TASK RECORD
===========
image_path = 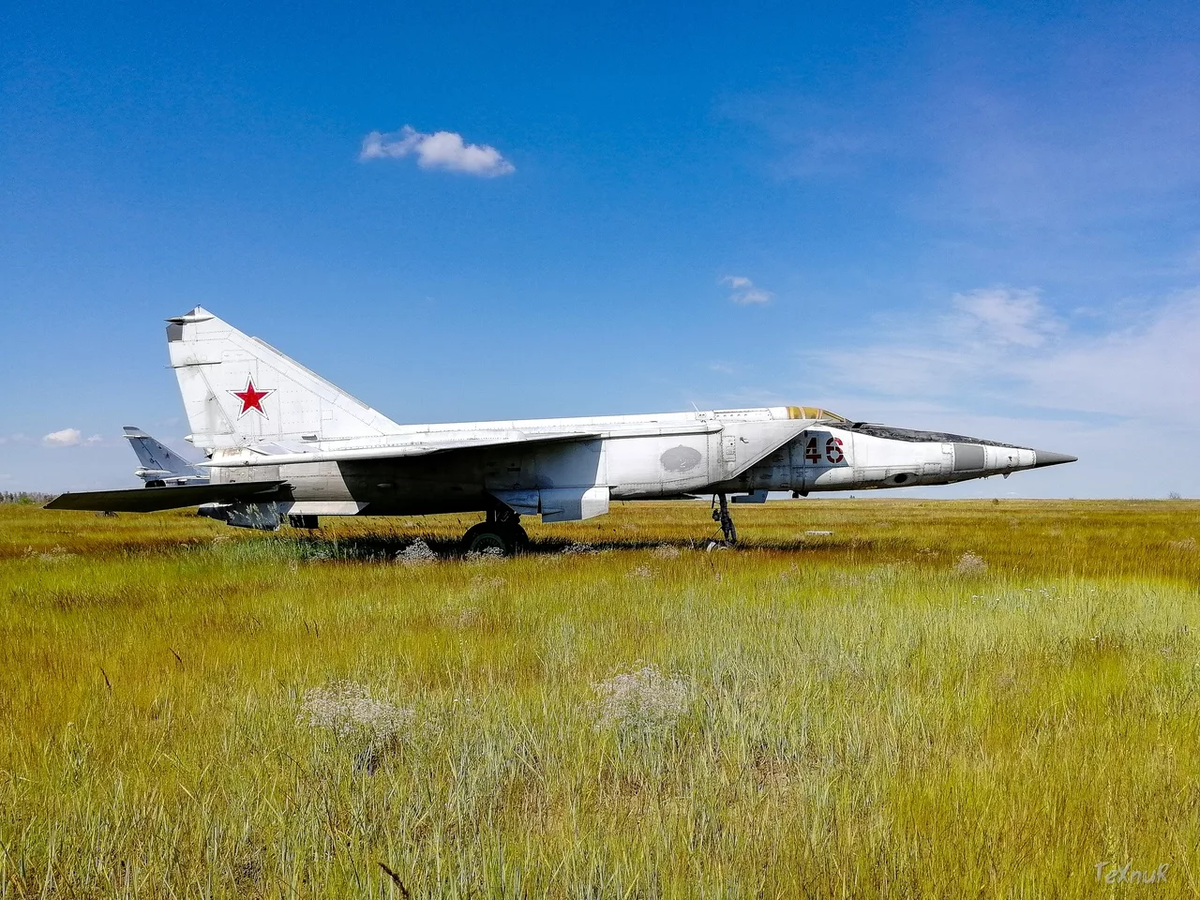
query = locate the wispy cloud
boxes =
[360,126,515,177]
[945,287,1062,348]
[43,428,82,447]
[717,93,888,181]
[919,43,1200,227]
[723,11,1200,244]
[721,275,773,305]
[803,286,1200,426]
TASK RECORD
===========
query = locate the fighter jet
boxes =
[124,426,208,487]
[47,307,1076,551]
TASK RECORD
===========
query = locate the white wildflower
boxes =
[593,665,692,731]
[954,551,988,575]
[464,546,504,561]
[652,544,681,559]
[24,545,74,563]
[297,680,413,741]
[396,539,437,564]
[561,542,598,555]
[625,565,655,579]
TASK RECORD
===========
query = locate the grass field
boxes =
[1,499,1198,898]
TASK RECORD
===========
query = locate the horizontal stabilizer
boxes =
[45,481,287,512]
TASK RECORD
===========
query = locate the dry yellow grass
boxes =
[1,499,1198,897]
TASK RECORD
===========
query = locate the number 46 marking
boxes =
[803,436,845,464]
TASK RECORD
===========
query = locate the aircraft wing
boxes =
[45,480,287,512]
[201,431,603,468]
[197,418,813,475]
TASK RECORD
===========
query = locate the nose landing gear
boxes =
[711,493,738,544]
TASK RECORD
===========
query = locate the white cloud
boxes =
[43,428,82,447]
[802,286,1200,427]
[1021,294,1200,422]
[360,126,515,177]
[721,275,773,305]
[947,287,1061,348]
[84,434,103,446]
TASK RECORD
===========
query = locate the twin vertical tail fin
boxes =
[166,307,403,450]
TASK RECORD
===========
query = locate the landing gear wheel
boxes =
[461,522,528,556]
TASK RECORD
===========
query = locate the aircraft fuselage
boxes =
[206,406,1070,520]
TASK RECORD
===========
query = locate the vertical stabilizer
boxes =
[166,307,403,449]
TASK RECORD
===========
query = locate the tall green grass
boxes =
[1,500,1198,897]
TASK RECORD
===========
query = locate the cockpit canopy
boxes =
[786,406,848,423]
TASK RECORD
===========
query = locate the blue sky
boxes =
[2,1,1198,497]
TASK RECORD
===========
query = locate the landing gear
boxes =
[711,493,738,544]
[461,508,528,556]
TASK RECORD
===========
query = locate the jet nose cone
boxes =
[1032,450,1078,469]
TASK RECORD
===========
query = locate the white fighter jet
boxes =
[47,307,1076,551]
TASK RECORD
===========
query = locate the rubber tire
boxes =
[461,523,528,556]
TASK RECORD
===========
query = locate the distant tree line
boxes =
[0,492,53,505]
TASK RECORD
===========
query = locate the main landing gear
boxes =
[461,507,529,556]
[711,493,738,544]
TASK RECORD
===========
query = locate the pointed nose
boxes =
[1032,449,1077,469]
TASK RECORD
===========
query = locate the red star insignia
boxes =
[230,377,274,418]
